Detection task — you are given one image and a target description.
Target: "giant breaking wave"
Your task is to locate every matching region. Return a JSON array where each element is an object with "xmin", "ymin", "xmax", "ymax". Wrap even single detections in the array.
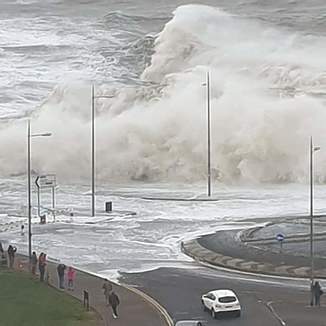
[{"xmin": 1, "ymin": 4, "xmax": 326, "ymax": 183}]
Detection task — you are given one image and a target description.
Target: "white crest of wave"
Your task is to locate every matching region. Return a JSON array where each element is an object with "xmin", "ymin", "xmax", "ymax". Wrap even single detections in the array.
[{"xmin": 1, "ymin": 4, "xmax": 326, "ymax": 184}]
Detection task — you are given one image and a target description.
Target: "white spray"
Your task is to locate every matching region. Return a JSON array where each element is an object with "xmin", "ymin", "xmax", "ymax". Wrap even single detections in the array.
[{"xmin": 1, "ymin": 4, "xmax": 326, "ymax": 183}]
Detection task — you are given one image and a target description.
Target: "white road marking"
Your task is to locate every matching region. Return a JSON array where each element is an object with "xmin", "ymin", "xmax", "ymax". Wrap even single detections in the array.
[
  {"xmin": 266, "ymin": 301, "xmax": 286, "ymax": 326},
  {"xmin": 192, "ymin": 261, "xmax": 310, "ymax": 289}
]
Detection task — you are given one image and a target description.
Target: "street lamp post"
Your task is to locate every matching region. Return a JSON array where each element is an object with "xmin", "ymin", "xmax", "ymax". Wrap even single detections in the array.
[
  {"xmin": 207, "ymin": 71, "xmax": 212, "ymax": 197},
  {"xmin": 91, "ymin": 85, "xmax": 114, "ymax": 217},
  {"xmin": 309, "ymin": 136, "xmax": 320, "ymax": 305},
  {"xmin": 27, "ymin": 120, "xmax": 52, "ymax": 262},
  {"xmin": 27, "ymin": 121, "xmax": 31, "ymax": 261},
  {"xmin": 91, "ymin": 85, "xmax": 95, "ymax": 218},
  {"xmin": 202, "ymin": 72, "xmax": 212, "ymax": 197}
]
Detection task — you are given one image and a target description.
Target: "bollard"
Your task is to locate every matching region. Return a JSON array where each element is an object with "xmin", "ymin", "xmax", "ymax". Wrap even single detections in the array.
[
  {"xmin": 46, "ymin": 271, "xmax": 50, "ymax": 284},
  {"xmin": 83, "ymin": 290, "xmax": 89, "ymax": 310}
]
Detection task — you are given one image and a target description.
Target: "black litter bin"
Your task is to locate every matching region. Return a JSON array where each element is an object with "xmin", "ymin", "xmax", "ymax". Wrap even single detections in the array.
[{"xmin": 105, "ymin": 202, "xmax": 112, "ymax": 213}]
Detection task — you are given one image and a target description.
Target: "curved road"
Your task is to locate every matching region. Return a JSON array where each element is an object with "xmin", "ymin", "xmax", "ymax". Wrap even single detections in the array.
[{"xmin": 122, "ymin": 262, "xmax": 326, "ymax": 326}]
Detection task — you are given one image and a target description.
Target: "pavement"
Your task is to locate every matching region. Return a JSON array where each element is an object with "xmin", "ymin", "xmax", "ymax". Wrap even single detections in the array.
[
  {"xmin": 10, "ymin": 254, "xmax": 172, "ymax": 326},
  {"xmin": 182, "ymin": 215, "xmax": 326, "ymax": 278}
]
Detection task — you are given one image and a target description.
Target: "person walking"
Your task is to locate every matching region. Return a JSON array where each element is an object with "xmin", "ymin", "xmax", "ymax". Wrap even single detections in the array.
[
  {"xmin": 38, "ymin": 253, "xmax": 46, "ymax": 282},
  {"xmin": 57, "ymin": 263, "xmax": 66, "ymax": 289},
  {"xmin": 67, "ymin": 266, "xmax": 76, "ymax": 291},
  {"xmin": 313, "ymin": 281, "xmax": 323, "ymax": 306},
  {"xmin": 109, "ymin": 291, "xmax": 120, "ymax": 319},
  {"xmin": 31, "ymin": 251, "xmax": 38, "ymax": 275},
  {"xmin": 102, "ymin": 279, "xmax": 113, "ymax": 305},
  {"xmin": 7, "ymin": 245, "xmax": 17, "ymax": 269}
]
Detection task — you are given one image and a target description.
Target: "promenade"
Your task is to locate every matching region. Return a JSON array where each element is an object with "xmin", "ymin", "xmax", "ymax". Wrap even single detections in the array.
[{"xmin": 14, "ymin": 254, "xmax": 171, "ymax": 326}]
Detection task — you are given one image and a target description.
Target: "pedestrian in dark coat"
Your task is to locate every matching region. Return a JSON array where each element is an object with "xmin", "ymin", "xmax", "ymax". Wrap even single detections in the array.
[
  {"xmin": 31, "ymin": 252, "xmax": 38, "ymax": 275},
  {"xmin": 109, "ymin": 291, "xmax": 120, "ymax": 319},
  {"xmin": 102, "ymin": 279, "xmax": 113, "ymax": 305},
  {"xmin": 57, "ymin": 263, "xmax": 66, "ymax": 289},
  {"xmin": 313, "ymin": 281, "xmax": 323, "ymax": 306},
  {"xmin": 7, "ymin": 245, "xmax": 17, "ymax": 268},
  {"xmin": 0, "ymin": 241, "xmax": 6, "ymax": 265}
]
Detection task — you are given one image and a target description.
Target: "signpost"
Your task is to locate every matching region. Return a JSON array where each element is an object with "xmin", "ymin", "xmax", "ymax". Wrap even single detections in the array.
[
  {"xmin": 35, "ymin": 174, "xmax": 57, "ymax": 223},
  {"xmin": 276, "ymin": 233, "xmax": 285, "ymax": 252}
]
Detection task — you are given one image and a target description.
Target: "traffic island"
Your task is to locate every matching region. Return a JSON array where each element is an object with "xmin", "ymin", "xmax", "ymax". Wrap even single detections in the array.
[{"xmin": 181, "ymin": 223, "xmax": 326, "ymax": 279}]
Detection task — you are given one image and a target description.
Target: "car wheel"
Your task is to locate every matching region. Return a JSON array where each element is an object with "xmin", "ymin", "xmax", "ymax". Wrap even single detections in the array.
[
  {"xmin": 211, "ymin": 309, "xmax": 216, "ymax": 319},
  {"xmin": 201, "ymin": 301, "xmax": 207, "ymax": 311},
  {"xmin": 236, "ymin": 311, "xmax": 241, "ymax": 318}
]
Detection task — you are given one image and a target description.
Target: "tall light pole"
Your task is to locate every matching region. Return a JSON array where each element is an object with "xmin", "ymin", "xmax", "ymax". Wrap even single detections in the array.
[
  {"xmin": 27, "ymin": 120, "xmax": 52, "ymax": 262},
  {"xmin": 91, "ymin": 85, "xmax": 114, "ymax": 217},
  {"xmin": 309, "ymin": 136, "xmax": 320, "ymax": 305},
  {"xmin": 91, "ymin": 85, "xmax": 95, "ymax": 218},
  {"xmin": 27, "ymin": 121, "xmax": 31, "ymax": 262},
  {"xmin": 202, "ymin": 72, "xmax": 212, "ymax": 197}
]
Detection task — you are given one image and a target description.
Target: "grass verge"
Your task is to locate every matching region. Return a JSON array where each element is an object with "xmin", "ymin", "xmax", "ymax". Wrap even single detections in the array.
[{"xmin": 0, "ymin": 269, "xmax": 98, "ymax": 326}]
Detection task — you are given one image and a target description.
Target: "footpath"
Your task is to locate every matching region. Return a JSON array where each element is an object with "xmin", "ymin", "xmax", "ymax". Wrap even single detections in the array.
[
  {"xmin": 182, "ymin": 215, "xmax": 326, "ymax": 279},
  {"xmin": 14, "ymin": 255, "xmax": 171, "ymax": 326}
]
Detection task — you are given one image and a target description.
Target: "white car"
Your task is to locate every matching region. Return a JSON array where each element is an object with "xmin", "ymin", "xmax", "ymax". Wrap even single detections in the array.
[{"xmin": 201, "ymin": 289, "xmax": 241, "ymax": 318}]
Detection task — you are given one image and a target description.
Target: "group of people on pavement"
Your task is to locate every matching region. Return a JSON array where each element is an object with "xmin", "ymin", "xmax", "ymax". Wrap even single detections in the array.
[
  {"xmin": 56, "ymin": 263, "xmax": 76, "ymax": 290},
  {"xmin": 30, "ymin": 252, "xmax": 77, "ymax": 290},
  {"xmin": 7, "ymin": 244, "xmax": 17, "ymax": 268},
  {"xmin": 1, "ymin": 241, "xmax": 121, "ymax": 319},
  {"xmin": 0, "ymin": 241, "xmax": 17, "ymax": 269},
  {"xmin": 2, "ymin": 244, "xmax": 77, "ymax": 291}
]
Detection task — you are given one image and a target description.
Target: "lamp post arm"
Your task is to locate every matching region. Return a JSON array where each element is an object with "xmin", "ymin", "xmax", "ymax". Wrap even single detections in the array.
[
  {"xmin": 31, "ymin": 133, "xmax": 52, "ymax": 137},
  {"xmin": 94, "ymin": 95, "xmax": 115, "ymax": 99}
]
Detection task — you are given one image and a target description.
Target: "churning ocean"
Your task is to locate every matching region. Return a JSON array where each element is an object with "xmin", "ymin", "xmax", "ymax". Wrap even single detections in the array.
[{"xmin": 0, "ymin": 0, "xmax": 326, "ymax": 278}]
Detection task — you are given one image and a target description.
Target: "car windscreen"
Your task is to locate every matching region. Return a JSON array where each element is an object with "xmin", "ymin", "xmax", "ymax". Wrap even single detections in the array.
[{"xmin": 218, "ymin": 296, "xmax": 237, "ymax": 303}]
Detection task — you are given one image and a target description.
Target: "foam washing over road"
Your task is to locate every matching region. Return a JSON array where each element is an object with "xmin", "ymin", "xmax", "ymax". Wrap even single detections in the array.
[{"xmin": 0, "ymin": 0, "xmax": 326, "ymax": 279}]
